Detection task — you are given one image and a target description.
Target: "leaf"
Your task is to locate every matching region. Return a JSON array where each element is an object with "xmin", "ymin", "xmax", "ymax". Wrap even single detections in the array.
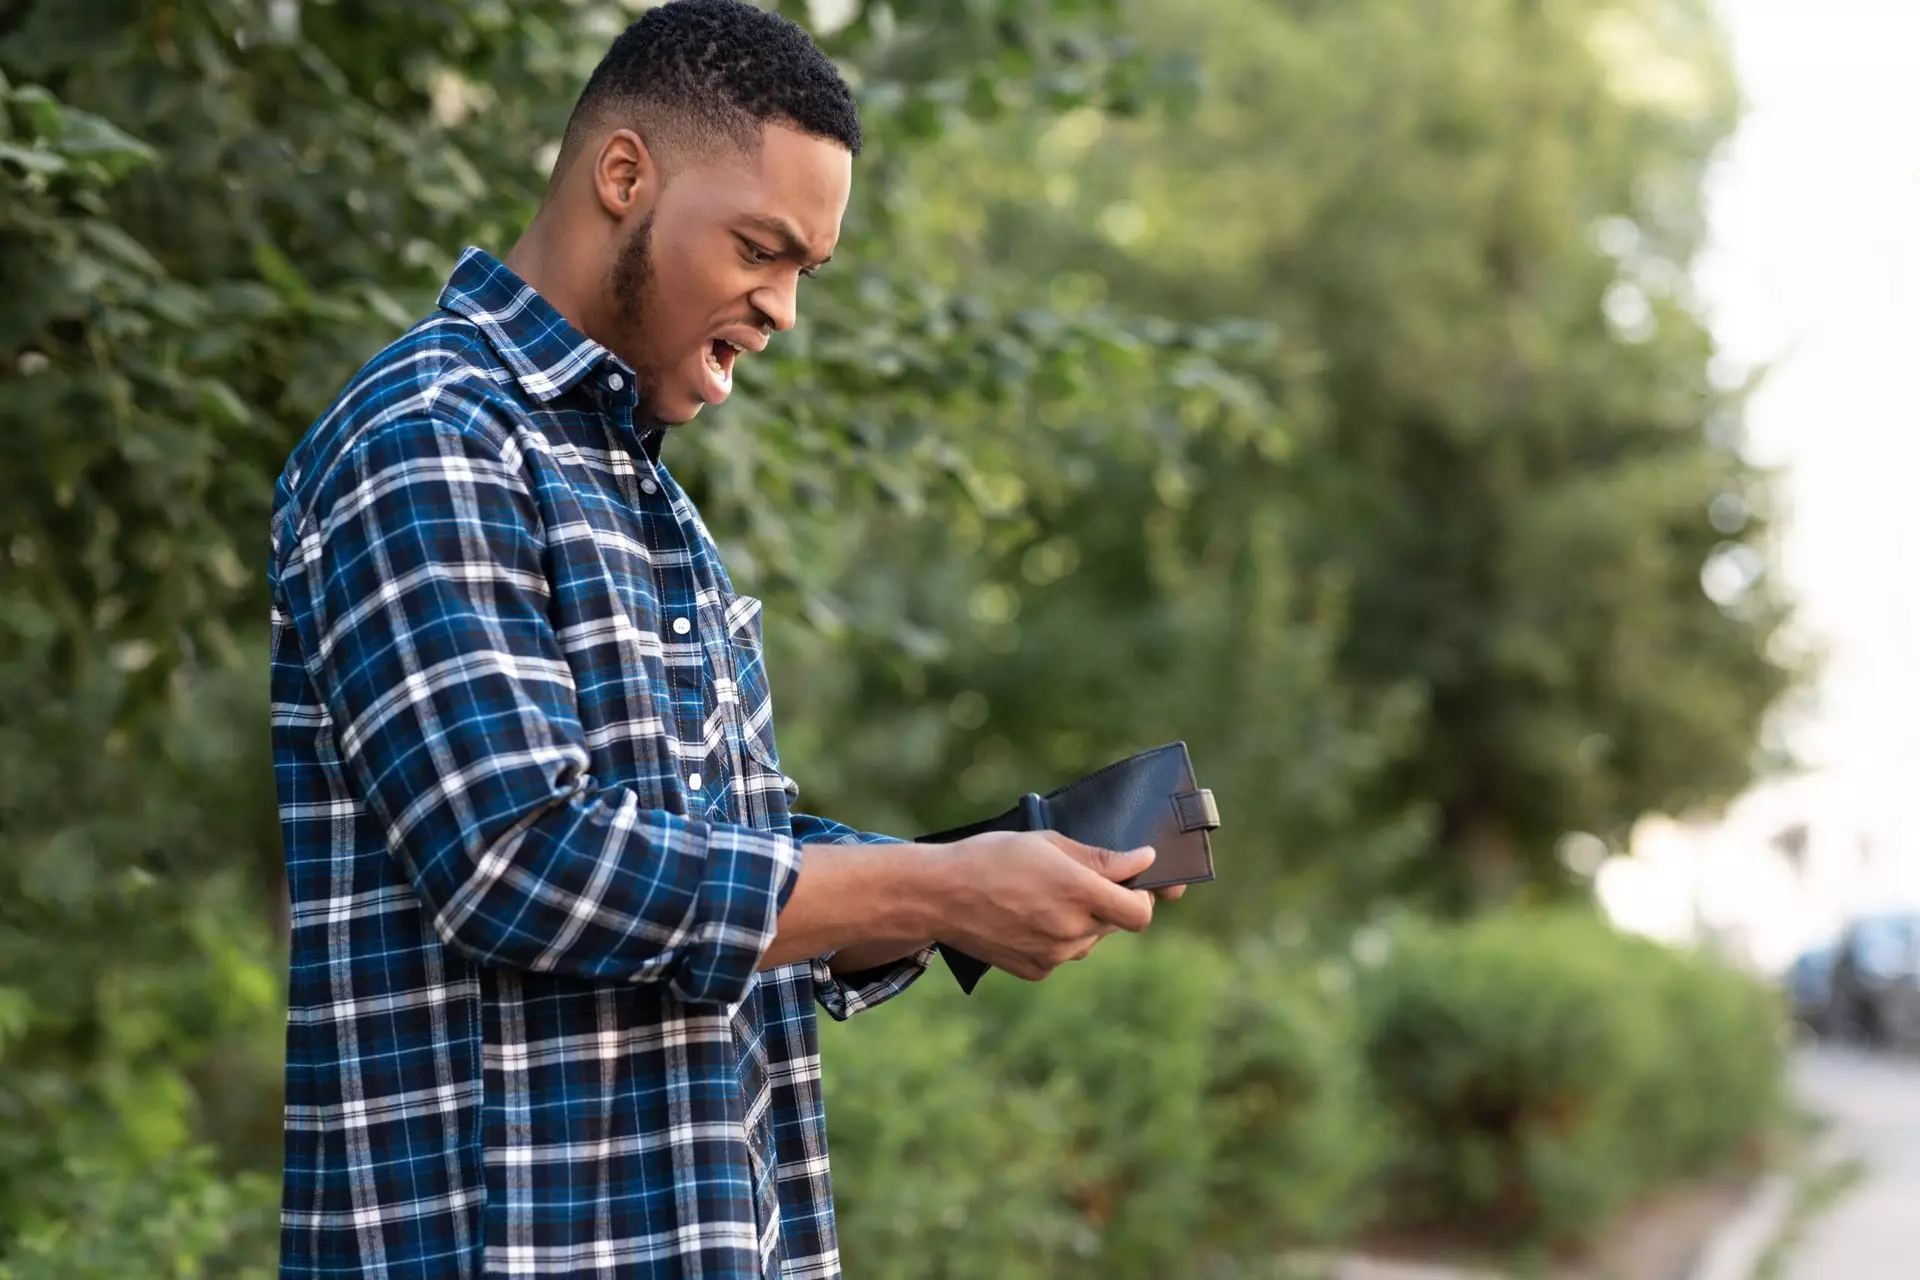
[
  {"xmin": 250, "ymin": 241, "xmax": 310, "ymax": 301},
  {"xmin": 360, "ymin": 284, "xmax": 415, "ymax": 331},
  {"xmin": 0, "ymin": 140, "xmax": 65, "ymax": 174},
  {"xmin": 147, "ymin": 282, "xmax": 212, "ymax": 328},
  {"xmin": 7, "ymin": 84, "xmax": 64, "ymax": 141},
  {"xmin": 54, "ymin": 107, "xmax": 156, "ymax": 168},
  {"xmin": 79, "ymin": 220, "xmax": 164, "ymax": 278},
  {"xmin": 194, "ymin": 379, "xmax": 253, "ymax": 430}
]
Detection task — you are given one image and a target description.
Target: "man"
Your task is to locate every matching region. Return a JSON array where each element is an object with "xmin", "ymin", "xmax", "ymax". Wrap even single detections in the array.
[{"xmin": 268, "ymin": 2, "xmax": 1176, "ymax": 1276}]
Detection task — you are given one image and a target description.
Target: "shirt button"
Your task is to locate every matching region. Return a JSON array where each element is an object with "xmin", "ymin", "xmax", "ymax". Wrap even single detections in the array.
[
  {"xmin": 606, "ymin": 372, "xmax": 625, "ymax": 391},
  {"xmin": 640, "ymin": 478, "xmax": 658, "ymax": 495},
  {"xmin": 672, "ymin": 617, "xmax": 691, "ymax": 636},
  {"xmin": 688, "ymin": 772, "xmax": 703, "ymax": 791}
]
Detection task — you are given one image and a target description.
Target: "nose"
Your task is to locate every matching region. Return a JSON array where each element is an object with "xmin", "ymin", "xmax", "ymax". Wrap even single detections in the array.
[{"xmin": 749, "ymin": 277, "xmax": 798, "ymax": 334}]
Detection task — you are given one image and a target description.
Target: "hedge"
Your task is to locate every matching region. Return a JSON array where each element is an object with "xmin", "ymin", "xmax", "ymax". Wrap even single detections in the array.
[
  {"xmin": 1354, "ymin": 909, "xmax": 1787, "ymax": 1248},
  {"xmin": 824, "ymin": 909, "xmax": 1787, "ymax": 1270},
  {"xmin": 824, "ymin": 932, "xmax": 1382, "ymax": 1278}
]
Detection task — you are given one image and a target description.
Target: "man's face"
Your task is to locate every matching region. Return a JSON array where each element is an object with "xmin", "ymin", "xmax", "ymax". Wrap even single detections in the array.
[{"xmin": 606, "ymin": 123, "xmax": 851, "ymax": 425}]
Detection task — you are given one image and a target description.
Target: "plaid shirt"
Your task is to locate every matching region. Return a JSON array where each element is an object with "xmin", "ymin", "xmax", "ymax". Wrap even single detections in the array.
[{"xmin": 269, "ymin": 247, "xmax": 933, "ymax": 1279}]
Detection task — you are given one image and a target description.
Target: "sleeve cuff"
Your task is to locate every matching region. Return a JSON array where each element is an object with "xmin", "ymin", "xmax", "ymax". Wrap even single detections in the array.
[
  {"xmin": 812, "ymin": 943, "xmax": 937, "ymax": 1022},
  {"xmin": 664, "ymin": 825, "xmax": 803, "ymax": 1007}
]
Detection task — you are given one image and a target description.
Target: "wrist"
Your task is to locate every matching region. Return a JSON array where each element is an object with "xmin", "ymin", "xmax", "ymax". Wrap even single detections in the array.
[{"xmin": 897, "ymin": 843, "xmax": 964, "ymax": 942}]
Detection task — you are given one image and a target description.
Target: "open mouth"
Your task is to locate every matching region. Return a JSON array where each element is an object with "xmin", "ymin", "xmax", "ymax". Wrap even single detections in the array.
[{"xmin": 705, "ymin": 337, "xmax": 740, "ymax": 385}]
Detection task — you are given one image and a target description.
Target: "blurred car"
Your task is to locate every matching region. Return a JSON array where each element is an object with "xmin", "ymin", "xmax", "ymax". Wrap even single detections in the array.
[
  {"xmin": 1784, "ymin": 943, "xmax": 1837, "ymax": 1036},
  {"xmin": 1826, "ymin": 910, "xmax": 1920, "ymax": 1050}
]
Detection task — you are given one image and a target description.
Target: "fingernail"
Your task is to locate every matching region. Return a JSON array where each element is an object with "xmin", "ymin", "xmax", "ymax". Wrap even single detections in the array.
[{"xmin": 1131, "ymin": 846, "xmax": 1156, "ymax": 858}]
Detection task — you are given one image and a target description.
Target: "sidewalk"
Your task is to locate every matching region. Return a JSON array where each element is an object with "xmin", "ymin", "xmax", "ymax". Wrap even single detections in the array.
[{"xmin": 1782, "ymin": 1046, "xmax": 1920, "ymax": 1278}]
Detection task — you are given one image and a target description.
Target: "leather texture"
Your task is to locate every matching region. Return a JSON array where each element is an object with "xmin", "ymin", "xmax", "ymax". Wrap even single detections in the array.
[{"xmin": 916, "ymin": 741, "xmax": 1220, "ymax": 993}]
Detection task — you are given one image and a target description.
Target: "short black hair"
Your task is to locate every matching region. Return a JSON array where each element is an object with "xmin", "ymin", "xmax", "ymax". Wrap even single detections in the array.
[{"xmin": 556, "ymin": 0, "xmax": 861, "ymax": 182}]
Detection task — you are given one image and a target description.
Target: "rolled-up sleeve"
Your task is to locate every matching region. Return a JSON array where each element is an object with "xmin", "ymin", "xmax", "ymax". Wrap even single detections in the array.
[
  {"xmin": 279, "ymin": 410, "xmax": 799, "ymax": 1007},
  {"xmin": 789, "ymin": 812, "xmax": 936, "ymax": 1020}
]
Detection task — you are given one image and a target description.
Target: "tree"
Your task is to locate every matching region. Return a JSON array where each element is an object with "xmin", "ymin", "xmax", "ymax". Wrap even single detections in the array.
[
  {"xmin": 915, "ymin": 0, "xmax": 1795, "ymax": 907},
  {"xmin": 1, "ymin": 0, "xmax": 1331, "ymax": 1269}
]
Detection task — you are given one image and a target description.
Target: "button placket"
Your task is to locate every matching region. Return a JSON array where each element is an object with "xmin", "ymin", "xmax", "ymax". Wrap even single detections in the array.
[{"xmin": 635, "ymin": 462, "xmax": 712, "ymax": 814}]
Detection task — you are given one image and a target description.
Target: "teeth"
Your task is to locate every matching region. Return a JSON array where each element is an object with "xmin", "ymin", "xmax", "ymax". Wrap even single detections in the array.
[{"xmin": 705, "ymin": 338, "xmax": 745, "ymax": 385}]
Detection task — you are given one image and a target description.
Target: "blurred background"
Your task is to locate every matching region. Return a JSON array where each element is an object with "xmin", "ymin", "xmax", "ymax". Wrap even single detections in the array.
[{"xmin": 2, "ymin": 0, "xmax": 1916, "ymax": 1276}]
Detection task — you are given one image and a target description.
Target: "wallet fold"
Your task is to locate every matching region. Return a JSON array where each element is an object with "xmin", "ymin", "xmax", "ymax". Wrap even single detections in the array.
[{"xmin": 915, "ymin": 741, "xmax": 1220, "ymax": 993}]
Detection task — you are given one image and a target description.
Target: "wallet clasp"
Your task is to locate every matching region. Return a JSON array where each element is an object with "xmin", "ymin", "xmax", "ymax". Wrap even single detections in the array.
[
  {"xmin": 1017, "ymin": 792, "xmax": 1051, "ymax": 832},
  {"xmin": 1172, "ymin": 788, "xmax": 1220, "ymax": 833}
]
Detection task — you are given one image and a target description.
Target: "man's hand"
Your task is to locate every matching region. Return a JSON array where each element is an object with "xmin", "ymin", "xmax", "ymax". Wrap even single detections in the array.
[
  {"xmin": 931, "ymin": 831, "xmax": 1159, "ymax": 981},
  {"xmin": 1051, "ymin": 836, "xmax": 1187, "ymax": 903}
]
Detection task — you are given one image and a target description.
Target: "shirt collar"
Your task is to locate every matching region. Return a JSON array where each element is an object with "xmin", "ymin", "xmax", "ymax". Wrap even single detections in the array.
[{"xmin": 436, "ymin": 246, "xmax": 630, "ymax": 404}]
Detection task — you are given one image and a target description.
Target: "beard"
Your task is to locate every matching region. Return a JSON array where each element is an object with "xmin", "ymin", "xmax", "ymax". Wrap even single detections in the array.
[{"xmin": 609, "ymin": 211, "xmax": 664, "ymax": 415}]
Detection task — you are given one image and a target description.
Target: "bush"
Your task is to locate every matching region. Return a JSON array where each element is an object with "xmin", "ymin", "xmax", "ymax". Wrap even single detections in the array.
[
  {"xmin": 824, "ymin": 931, "xmax": 1385, "ymax": 1278},
  {"xmin": 821, "ymin": 977, "xmax": 1086, "ymax": 1280},
  {"xmin": 1616, "ymin": 933, "xmax": 1787, "ymax": 1178},
  {"xmin": 1355, "ymin": 909, "xmax": 1786, "ymax": 1249}
]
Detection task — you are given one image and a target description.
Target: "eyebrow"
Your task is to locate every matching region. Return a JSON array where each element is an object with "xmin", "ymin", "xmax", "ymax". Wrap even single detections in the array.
[{"xmin": 738, "ymin": 214, "xmax": 832, "ymax": 271}]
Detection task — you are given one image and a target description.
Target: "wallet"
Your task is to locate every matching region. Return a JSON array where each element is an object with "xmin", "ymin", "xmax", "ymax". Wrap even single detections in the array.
[{"xmin": 916, "ymin": 741, "xmax": 1220, "ymax": 993}]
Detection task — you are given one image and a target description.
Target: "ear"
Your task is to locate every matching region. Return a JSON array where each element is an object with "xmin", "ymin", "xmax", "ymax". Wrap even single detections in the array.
[{"xmin": 589, "ymin": 128, "xmax": 660, "ymax": 221}]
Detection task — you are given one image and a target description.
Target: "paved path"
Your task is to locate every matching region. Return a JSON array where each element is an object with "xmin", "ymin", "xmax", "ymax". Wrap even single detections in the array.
[{"xmin": 1786, "ymin": 1045, "xmax": 1920, "ymax": 1278}]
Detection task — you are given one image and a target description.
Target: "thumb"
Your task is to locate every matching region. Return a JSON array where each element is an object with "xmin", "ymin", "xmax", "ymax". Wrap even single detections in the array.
[{"xmin": 1074, "ymin": 842, "xmax": 1157, "ymax": 884}]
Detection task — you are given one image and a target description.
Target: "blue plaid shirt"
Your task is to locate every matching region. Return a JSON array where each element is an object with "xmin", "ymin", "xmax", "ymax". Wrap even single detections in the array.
[{"xmin": 269, "ymin": 247, "xmax": 933, "ymax": 1279}]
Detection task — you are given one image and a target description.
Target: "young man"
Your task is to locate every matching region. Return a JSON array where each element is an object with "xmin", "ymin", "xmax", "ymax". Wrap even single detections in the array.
[{"xmin": 268, "ymin": 3, "xmax": 1175, "ymax": 1276}]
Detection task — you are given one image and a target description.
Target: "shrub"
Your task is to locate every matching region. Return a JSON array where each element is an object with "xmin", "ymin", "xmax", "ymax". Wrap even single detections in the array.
[
  {"xmin": 824, "ymin": 931, "xmax": 1386, "ymax": 1277},
  {"xmin": 1616, "ymin": 934, "xmax": 1787, "ymax": 1178},
  {"xmin": 1354, "ymin": 909, "xmax": 1786, "ymax": 1249},
  {"xmin": 821, "ymin": 976, "xmax": 1087, "ymax": 1280}
]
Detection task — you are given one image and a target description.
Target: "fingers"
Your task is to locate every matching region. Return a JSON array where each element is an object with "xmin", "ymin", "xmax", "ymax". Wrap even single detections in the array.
[
  {"xmin": 1154, "ymin": 883, "xmax": 1187, "ymax": 903},
  {"xmin": 1003, "ymin": 929, "xmax": 1110, "ymax": 981},
  {"xmin": 1093, "ymin": 851, "xmax": 1157, "ymax": 932},
  {"xmin": 1041, "ymin": 836, "xmax": 1157, "ymax": 932},
  {"xmin": 1101, "ymin": 886, "xmax": 1155, "ymax": 933},
  {"xmin": 1048, "ymin": 834, "xmax": 1157, "ymax": 884},
  {"xmin": 969, "ymin": 833, "xmax": 1175, "ymax": 980}
]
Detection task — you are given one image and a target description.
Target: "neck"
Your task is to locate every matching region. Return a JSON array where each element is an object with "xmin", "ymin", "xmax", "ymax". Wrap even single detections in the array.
[{"xmin": 504, "ymin": 206, "xmax": 606, "ymax": 344}]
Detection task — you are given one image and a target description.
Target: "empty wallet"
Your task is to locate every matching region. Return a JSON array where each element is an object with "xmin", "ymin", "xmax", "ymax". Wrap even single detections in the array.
[{"xmin": 916, "ymin": 741, "xmax": 1220, "ymax": 993}]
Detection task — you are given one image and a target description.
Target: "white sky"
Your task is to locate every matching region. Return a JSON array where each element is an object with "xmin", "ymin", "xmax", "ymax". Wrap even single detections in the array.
[{"xmin": 1602, "ymin": 0, "xmax": 1920, "ymax": 967}]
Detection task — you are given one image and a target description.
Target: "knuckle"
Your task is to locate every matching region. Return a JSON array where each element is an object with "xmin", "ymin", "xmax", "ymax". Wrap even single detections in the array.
[{"xmin": 1043, "ymin": 913, "xmax": 1082, "ymax": 942}]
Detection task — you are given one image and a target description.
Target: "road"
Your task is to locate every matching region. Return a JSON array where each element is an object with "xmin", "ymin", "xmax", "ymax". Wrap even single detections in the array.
[{"xmin": 1785, "ymin": 1045, "xmax": 1920, "ymax": 1278}]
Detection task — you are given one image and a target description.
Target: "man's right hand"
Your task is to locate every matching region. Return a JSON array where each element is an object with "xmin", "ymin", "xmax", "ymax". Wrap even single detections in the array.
[{"xmin": 929, "ymin": 831, "xmax": 1158, "ymax": 981}]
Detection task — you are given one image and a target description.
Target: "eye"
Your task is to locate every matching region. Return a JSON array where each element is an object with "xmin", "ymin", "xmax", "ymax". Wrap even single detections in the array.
[{"xmin": 740, "ymin": 238, "xmax": 776, "ymax": 266}]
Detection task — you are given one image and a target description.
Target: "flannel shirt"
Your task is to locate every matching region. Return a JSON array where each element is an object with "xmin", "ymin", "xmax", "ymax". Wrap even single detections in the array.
[{"xmin": 269, "ymin": 246, "xmax": 934, "ymax": 1279}]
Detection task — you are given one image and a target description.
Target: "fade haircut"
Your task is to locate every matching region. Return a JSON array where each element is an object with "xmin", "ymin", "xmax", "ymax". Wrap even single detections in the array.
[{"xmin": 553, "ymin": 0, "xmax": 861, "ymax": 189}]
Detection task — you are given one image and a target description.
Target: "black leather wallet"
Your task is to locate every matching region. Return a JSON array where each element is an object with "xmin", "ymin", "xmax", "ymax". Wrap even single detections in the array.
[{"xmin": 916, "ymin": 741, "xmax": 1220, "ymax": 993}]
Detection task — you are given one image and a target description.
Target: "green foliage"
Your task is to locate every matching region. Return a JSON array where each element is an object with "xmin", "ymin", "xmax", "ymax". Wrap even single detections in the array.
[
  {"xmin": 0, "ymin": 648, "xmax": 282, "ymax": 1268},
  {"xmin": 1, "ymin": 0, "xmax": 1797, "ymax": 1271},
  {"xmin": 914, "ymin": 0, "xmax": 1795, "ymax": 905},
  {"xmin": 826, "ymin": 933, "xmax": 1385, "ymax": 1278},
  {"xmin": 0, "ymin": 1150, "xmax": 276, "ymax": 1280},
  {"xmin": 826, "ymin": 914, "xmax": 1787, "ymax": 1271},
  {"xmin": 821, "ymin": 979, "xmax": 1086, "ymax": 1278},
  {"xmin": 1355, "ymin": 910, "xmax": 1786, "ymax": 1248},
  {"xmin": 0, "ymin": 53, "xmax": 284, "ymax": 1273},
  {"xmin": 1616, "ymin": 931, "xmax": 1787, "ymax": 1176}
]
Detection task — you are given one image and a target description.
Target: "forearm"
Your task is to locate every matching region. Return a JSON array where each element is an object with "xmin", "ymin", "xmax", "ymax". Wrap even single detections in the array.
[
  {"xmin": 819, "ymin": 938, "xmax": 937, "ymax": 975},
  {"xmin": 759, "ymin": 841, "xmax": 949, "ymax": 971}
]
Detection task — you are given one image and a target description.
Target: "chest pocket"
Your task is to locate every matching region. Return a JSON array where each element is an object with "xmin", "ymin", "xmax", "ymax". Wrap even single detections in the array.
[{"xmin": 722, "ymin": 594, "xmax": 780, "ymax": 773}]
